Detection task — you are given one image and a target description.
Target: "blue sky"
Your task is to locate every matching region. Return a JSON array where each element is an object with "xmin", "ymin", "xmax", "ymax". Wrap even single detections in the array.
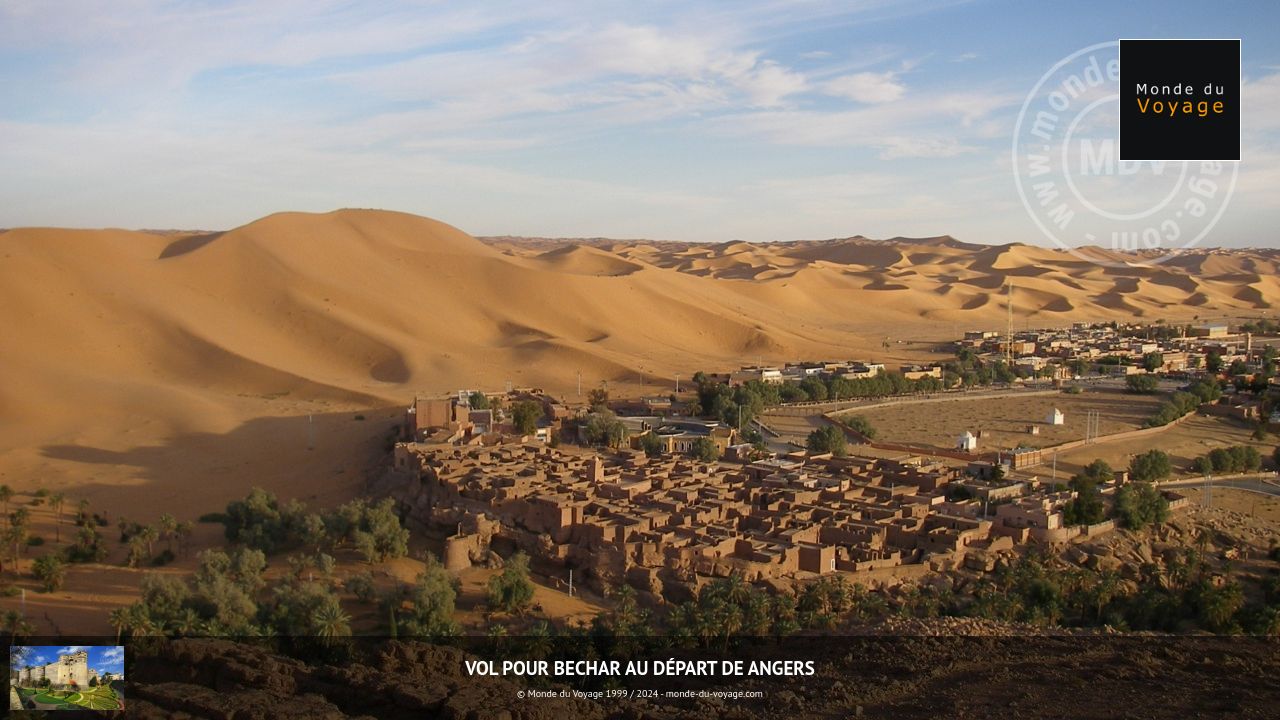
[
  {"xmin": 12, "ymin": 645, "xmax": 124, "ymax": 679},
  {"xmin": 1, "ymin": 0, "xmax": 1276, "ymax": 245}
]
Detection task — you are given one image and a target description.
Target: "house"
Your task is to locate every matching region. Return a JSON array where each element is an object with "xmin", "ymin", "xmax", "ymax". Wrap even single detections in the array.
[
  {"xmin": 1045, "ymin": 408, "xmax": 1065, "ymax": 425},
  {"xmin": 1193, "ymin": 323, "xmax": 1229, "ymax": 338},
  {"xmin": 957, "ymin": 431, "xmax": 978, "ymax": 452},
  {"xmin": 730, "ymin": 367, "xmax": 784, "ymax": 385}
]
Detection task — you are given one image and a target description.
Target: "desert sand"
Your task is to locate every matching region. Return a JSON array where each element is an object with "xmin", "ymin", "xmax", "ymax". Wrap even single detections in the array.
[
  {"xmin": 3, "ymin": 208, "xmax": 1279, "ymax": 632},
  {"xmin": 5, "ymin": 208, "xmax": 1279, "ymax": 519}
]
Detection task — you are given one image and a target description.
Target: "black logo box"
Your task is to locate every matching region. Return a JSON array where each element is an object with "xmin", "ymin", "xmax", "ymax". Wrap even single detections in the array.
[{"xmin": 1120, "ymin": 39, "xmax": 1240, "ymax": 161}]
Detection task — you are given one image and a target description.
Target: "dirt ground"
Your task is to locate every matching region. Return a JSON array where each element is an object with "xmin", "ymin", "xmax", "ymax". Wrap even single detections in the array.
[
  {"xmin": 850, "ymin": 387, "xmax": 1164, "ymax": 453},
  {"xmin": 1180, "ymin": 487, "xmax": 1280, "ymax": 526},
  {"xmin": 1049, "ymin": 413, "xmax": 1274, "ymax": 479}
]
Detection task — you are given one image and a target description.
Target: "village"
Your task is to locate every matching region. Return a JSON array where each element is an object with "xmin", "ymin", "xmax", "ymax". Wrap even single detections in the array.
[{"xmin": 367, "ymin": 319, "xmax": 1280, "ymax": 601}]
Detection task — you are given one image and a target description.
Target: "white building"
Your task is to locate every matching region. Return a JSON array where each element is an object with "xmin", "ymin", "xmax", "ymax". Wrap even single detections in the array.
[
  {"xmin": 957, "ymin": 430, "xmax": 978, "ymax": 452},
  {"xmin": 1046, "ymin": 408, "xmax": 1065, "ymax": 425}
]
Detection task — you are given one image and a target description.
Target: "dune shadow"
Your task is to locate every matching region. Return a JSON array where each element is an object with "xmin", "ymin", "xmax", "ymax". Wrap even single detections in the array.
[
  {"xmin": 158, "ymin": 232, "xmax": 224, "ymax": 259},
  {"xmin": 38, "ymin": 406, "xmax": 405, "ymax": 516}
]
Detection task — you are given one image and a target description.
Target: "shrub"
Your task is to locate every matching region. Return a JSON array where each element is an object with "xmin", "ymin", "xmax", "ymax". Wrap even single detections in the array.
[
  {"xmin": 198, "ymin": 512, "xmax": 227, "ymax": 524},
  {"xmin": 1125, "ymin": 374, "xmax": 1159, "ymax": 394},
  {"xmin": 26, "ymin": 536, "xmax": 44, "ymax": 547},
  {"xmin": 843, "ymin": 415, "xmax": 877, "ymax": 440},
  {"xmin": 345, "ymin": 571, "xmax": 378, "ymax": 604}
]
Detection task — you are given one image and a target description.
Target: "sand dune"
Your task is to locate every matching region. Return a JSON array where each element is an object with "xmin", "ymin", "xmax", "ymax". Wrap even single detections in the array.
[{"xmin": 2, "ymin": 208, "xmax": 1278, "ymax": 528}]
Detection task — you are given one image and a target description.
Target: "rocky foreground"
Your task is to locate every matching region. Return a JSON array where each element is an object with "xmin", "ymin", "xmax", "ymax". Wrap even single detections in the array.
[{"xmin": 110, "ymin": 623, "xmax": 1279, "ymax": 720}]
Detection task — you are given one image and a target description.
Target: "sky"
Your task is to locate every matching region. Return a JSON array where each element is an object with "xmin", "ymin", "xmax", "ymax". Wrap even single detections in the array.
[
  {"xmin": 12, "ymin": 645, "xmax": 124, "ymax": 680},
  {"xmin": 1, "ymin": 0, "xmax": 1277, "ymax": 246}
]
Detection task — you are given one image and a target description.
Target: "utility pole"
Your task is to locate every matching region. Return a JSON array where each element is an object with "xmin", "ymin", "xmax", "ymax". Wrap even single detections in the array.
[
  {"xmin": 1006, "ymin": 281, "xmax": 1015, "ymax": 365},
  {"xmin": 577, "ymin": 370, "xmax": 582, "ymax": 398},
  {"xmin": 568, "ymin": 568, "xmax": 574, "ymax": 598},
  {"xmin": 675, "ymin": 374, "xmax": 680, "ymax": 394},
  {"xmin": 307, "ymin": 414, "xmax": 315, "ymax": 450}
]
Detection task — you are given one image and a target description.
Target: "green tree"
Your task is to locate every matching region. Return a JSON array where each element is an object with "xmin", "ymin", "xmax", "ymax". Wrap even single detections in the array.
[
  {"xmin": 806, "ymin": 425, "xmax": 847, "ymax": 456},
  {"xmin": 2, "ymin": 609, "xmax": 32, "ymax": 644},
  {"xmin": 0, "ymin": 485, "xmax": 11, "ymax": 524},
  {"xmin": 109, "ymin": 602, "xmax": 131, "ymax": 640},
  {"xmin": 1125, "ymin": 374, "xmax": 1159, "ymax": 394},
  {"xmin": 511, "ymin": 400, "xmax": 542, "ymax": 435},
  {"xmin": 1112, "ymin": 482, "xmax": 1170, "ymax": 531},
  {"xmin": 587, "ymin": 387, "xmax": 610, "ymax": 410},
  {"xmin": 842, "ymin": 414, "xmax": 877, "ymax": 439},
  {"xmin": 639, "ymin": 432, "xmax": 664, "ymax": 458},
  {"xmin": 487, "ymin": 552, "xmax": 535, "ymax": 616},
  {"xmin": 1128, "ymin": 449, "xmax": 1172, "ymax": 483},
  {"xmin": 158, "ymin": 514, "xmax": 178, "ymax": 553},
  {"xmin": 312, "ymin": 596, "xmax": 352, "ymax": 639},
  {"xmin": 402, "ymin": 554, "xmax": 459, "ymax": 637},
  {"xmin": 584, "ymin": 410, "xmax": 628, "ymax": 448},
  {"xmin": 49, "ymin": 492, "xmax": 65, "ymax": 543},
  {"xmin": 691, "ymin": 437, "xmax": 720, "ymax": 463},
  {"xmin": 1064, "ymin": 473, "xmax": 1105, "ymax": 526},
  {"xmin": 468, "ymin": 391, "xmax": 490, "ymax": 410},
  {"xmin": 1142, "ymin": 352, "xmax": 1164, "ymax": 372},
  {"xmin": 345, "ymin": 571, "xmax": 377, "ymax": 603},
  {"xmin": 32, "ymin": 554, "xmax": 65, "ymax": 592}
]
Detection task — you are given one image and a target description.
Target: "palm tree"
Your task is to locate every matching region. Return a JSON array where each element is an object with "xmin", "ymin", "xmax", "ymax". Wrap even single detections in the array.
[
  {"xmin": 3, "ymin": 609, "xmax": 32, "ymax": 644},
  {"xmin": 140, "ymin": 525, "xmax": 158, "ymax": 558},
  {"xmin": 171, "ymin": 607, "xmax": 201, "ymax": 637},
  {"xmin": 108, "ymin": 607, "xmax": 131, "ymax": 644},
  {"xmin": 0, "ymin": 485, "xmax": 12, "ymax": 526},
  {"xmin": 76, "ymin": 498, "xmax": 90, "ymax": 528},
  {"xmin": 126, "ymin": 536, "xmax": 147, "ymax": 568},
  {"xmin": 158, "ymin": 514, "xmax": 177, "ymax": 553},
  {"xmin": 312, "ymin": 600, "xmax": 351, "ymax": 640},
  {"xmin": 175, "ymin": 520, "xmax": 193, "ymax": 557},
  {"xmin": 49, "ymin": 492, "xmax": 65, "ymax": 543},
  {"xmin": 127, "ymin": 604, "xmax": 159, "ymax": 636}
]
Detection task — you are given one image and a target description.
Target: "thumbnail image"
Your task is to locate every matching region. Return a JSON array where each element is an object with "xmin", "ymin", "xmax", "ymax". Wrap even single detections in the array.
[{"xmin": 9, "ymin": 646, "xmax": 124, "ymax": 713}]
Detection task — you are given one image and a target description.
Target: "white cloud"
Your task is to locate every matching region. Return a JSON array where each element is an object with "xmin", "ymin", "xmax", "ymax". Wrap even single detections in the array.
[
  {"xmin": 824, "ymin": 71, "xmax": 906, "ymax": 103},
  {"xmin": 56, "ymin": 646, "xmax": 87, "ymax": 656}
]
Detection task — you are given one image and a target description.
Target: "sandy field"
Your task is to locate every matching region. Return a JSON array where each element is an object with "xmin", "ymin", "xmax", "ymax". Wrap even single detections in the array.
[
  {"xmin": 3, "ymin": 208, "xmax": 1280, "ymax": 632},
  {"xmin": 847, "ymin": 387, "xmax": 1165, "ymax": 452}
]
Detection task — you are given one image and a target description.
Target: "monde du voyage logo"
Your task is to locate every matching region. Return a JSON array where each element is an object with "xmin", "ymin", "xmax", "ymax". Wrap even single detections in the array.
[{"xmin": 1013, "ymin": 40, "xmax": 1240, "ymax": 265}]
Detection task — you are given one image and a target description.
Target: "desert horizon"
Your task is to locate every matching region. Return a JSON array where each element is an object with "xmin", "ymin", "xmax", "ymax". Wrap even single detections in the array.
[{"xmin": 6, "ymin": 208, "xmax": 1278, "ymax": 501}]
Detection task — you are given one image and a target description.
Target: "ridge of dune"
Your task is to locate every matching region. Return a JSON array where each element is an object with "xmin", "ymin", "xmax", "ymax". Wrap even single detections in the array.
[{"xmin": 4, "ymin": 207, "xmax": 1280, "ymax": 530}]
